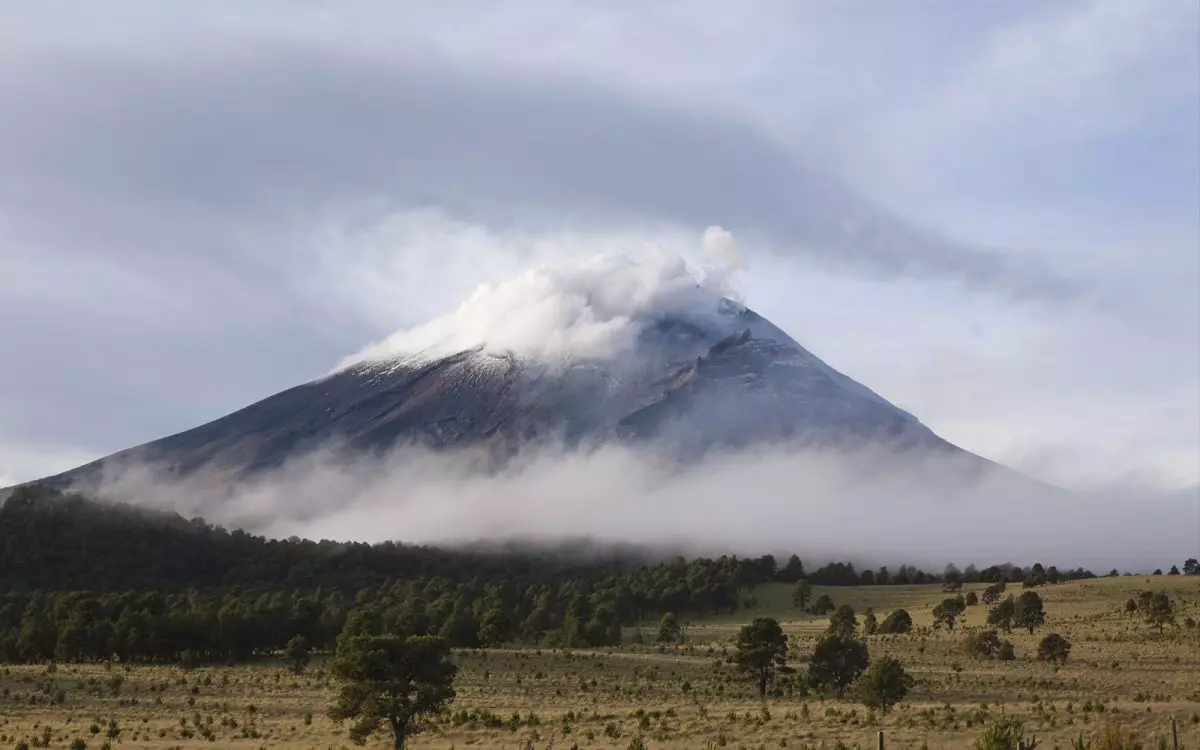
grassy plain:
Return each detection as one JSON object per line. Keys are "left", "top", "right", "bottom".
{"left": 2, "top": 575, "right": 1197, "bottom": 750}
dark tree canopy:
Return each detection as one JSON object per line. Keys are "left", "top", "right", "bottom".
{"left": 1138, "top": 591, "right": 1175, "bottom": 633}
{"left": 877, "top": 609, "right": 913, "bottom": 635}
{"left": 962, "top": 629, "right": 1003, "bottom": 659}
{"left": 807, "top": 634, "right": 870, "bottom": 697}
{"left": 329, "top": 633, "right": 456, "bottom": 749}
{"left": 987, "top": 596, "right": 1016, "bottom": 633}
{"left": 284, "top": 635, "right": 311, "bottom": 674}
{"left": 779, "top": 555, "right": 806, "bottom": 583}
{"left": 863, "top": 608, "right": 878, "bottom": 636}
{"left": 933, "top": 596, "right": 966, "bottom": 631}
{"left": 810, "top": 594, "right": 836, "bottom": 615}
{"left": 854, "top": 655, "right": 913, "bottom": 713}
{"left": 791, "top": 581, "right": 813, "bottom": 609}
{"left": 826, "top": 605, "right": 858, "bottom": 638}
{"left": 1013, "top": 591, "right": 1046, "bottom": 634}
{"left": 1036, "top": 633, "right": 1071, "bottom": 665}
{"left": 657, "top": 612, "right": 682, "bottom": 644}
{"left": 981, "top": 580, "right": 1006, "bottom": 605}
{"left": 734, "top": 617, "right": 790, "bottom": 698}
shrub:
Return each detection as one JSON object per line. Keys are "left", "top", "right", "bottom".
{"left": 863, "top": 608, "right": 878, "bottom": 636}
{"left": 810, "top": 595, "right": 836, "bottom": 616}
{"left": 963, "top": 630, "right": 1002, "bottom": 659}
{"left": 975, "top": 715, "right": 1037, "bottom": 750}
{"left": 826, "top": 606, "right": 858, "bottom": 638}
{"left": 878, "top": 609, "right": 913, "bottom": 635}
{"left": 1014, "top": 591, "right": 1046, "bottom": 633}
{"left": 934, "top": 597, "right": 967, "bottom": 631}
{"left": 853, "top": 656, "right": 913, "bottom": 714}
{"left": 1037, "top": 634, "right": 1071, "bottom": 665}
{"left": 657, "top": 613, "right": 681, "bottom": 644}
{"left": 807, "top": 635, "right": 869, "bottom": 697}
{"left": 982, "top": 581, "right": 1007, "bottom": 605}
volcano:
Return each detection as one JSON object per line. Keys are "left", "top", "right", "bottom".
{"left": 28, "top": 253, "right": 991, "bottom": 492}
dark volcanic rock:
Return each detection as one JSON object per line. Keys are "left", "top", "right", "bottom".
{"left": 29, "top": 300, "right": 977, "bottom": 491}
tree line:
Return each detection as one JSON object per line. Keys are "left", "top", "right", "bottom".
{"left": 1, "top": 485, "right": 1189, "bottom": 669}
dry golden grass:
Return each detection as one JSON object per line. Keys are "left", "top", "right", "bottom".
{"left": 2, "top": 575, "right": 1197, "bottom": 750}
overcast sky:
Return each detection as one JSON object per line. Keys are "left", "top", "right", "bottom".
{"left": 1, "top": 0, "right": 1197, "bottom": 495}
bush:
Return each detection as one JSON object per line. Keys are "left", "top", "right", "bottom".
{"left": 975, "top": 715, "right": 1037, "bottom": 750}
{"left": 877, "top": 609, "right": 913, "bottom": 635}
{"left": 982, "top": 581, "right": 1006, "bottom": 605}
{"left": 826, "top": 606, "right": 858, "bottom": 638}
{"left": 1036, "top": 634, "right": 1071, "bottom": 665}
{"left": 809, "top": 595, "right": 836, "bottom": 616}
{"left": 963, "top": 630, "right": 1002, "bottom": 659}
{"left": 657, "top": 613, "right": 681, "bottom": 644}
{"left": 934, "top": 597, "right": 967, "bottom": 631}
{"left": 853, "top": 656, "right": 913, "bottom": 714}
{"left": 863, "top": 609, "right": 878, "bottom": 636}
{"left": 965, "top": 591, "right": 979, "bottom": 606}
{"left": 807, "top": 634, "right": 869, "bottom": 697}
{"left": 1014, "top": 591, "right": 1046, "bottom": 633}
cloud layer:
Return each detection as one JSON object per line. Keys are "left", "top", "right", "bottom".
{"left": 0, "top": 1, "right": 1195, "bottom": 518}
{"left": 81, "top": 437, "right": 1198, "bottom": 574}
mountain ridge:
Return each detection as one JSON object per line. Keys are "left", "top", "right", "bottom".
{"left": 19, "top": 291, "right": 1006, "bottom": 497}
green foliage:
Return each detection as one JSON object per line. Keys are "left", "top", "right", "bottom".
{"left": 807, "top": 634, "right": 869, "bottom": 697}
{"left": 826, "top": 605, "right": 858, "bottom": 638}
{"left": 328, "top": 632, "right": 456, "bottom": 749}
{"left": 1136, "top": 591, "right": 1174, "bottom": 633}
{"left": 982, "top": 580, "right": 1006, "bottom": 605}
{"left": 963, "top": 629, "right": 1003, "bottom": 659}
{"left": 734, "top": 617, "right": 790, "bottom": 697}
{"left": 1013, "top": 591, "right": 1046, "bottom": 634}
{"left": 997, "top": 641, "right": 1016, "bottom": 661}
{"left": 809, "top": 594, "right": 835, "bottom": 615}
{"left": 933, "top": 596, "right": 966, "bottom": 631}
{"left": 987, "top": 596, "right": 1016, "bottom": 633}
{"left": 284, "top": 635, "right": 310, "bottom": 674}
{"left": 780, "top": 555, "right": 806, "bottom": 583}
{"left": 877, "top": 609, "right": 912, "bottom": 634}
{"left": 790, "top": 581, "right": 812, "bottom": 609}
{"left": 1036, "top": 633, "right": 1071, "bottom": 665}
{"left": 853, "top": 655, "right": 913, "bottom": 713}
{"left": 657, "top": 613, "right": 681, "bottom": 644}
{"left": 0, "top": 488, "right": 760, "bottom": 663}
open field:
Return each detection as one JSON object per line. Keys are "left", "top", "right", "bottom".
{"left": 2, "top": 576, "right": 1198, "bottom": 750}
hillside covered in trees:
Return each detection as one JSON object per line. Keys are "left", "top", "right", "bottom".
{"left": 0, "top": 484, "right": 1158, "bottom": 668}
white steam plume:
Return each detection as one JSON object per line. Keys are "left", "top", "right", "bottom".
{"left": 341, "top": 226, "right": 748, "bottom": 367}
